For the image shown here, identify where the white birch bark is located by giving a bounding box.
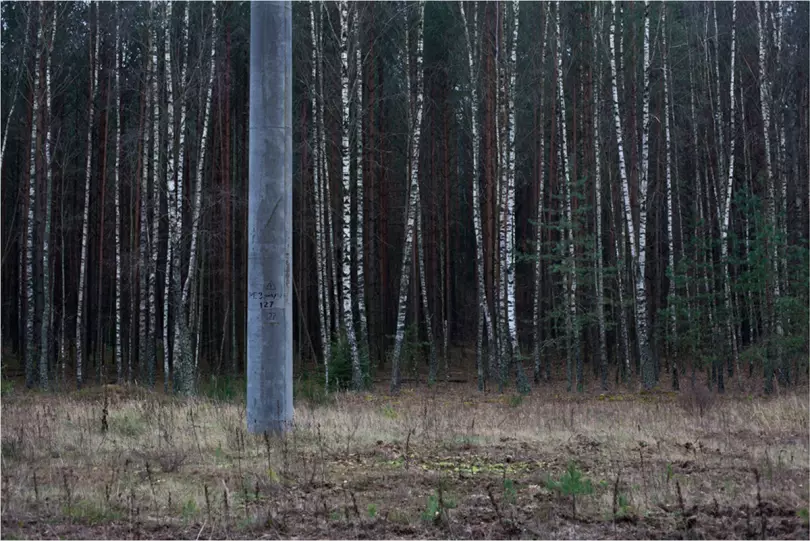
[460,1,495,391]
[172,0,190,391]
[76,2,100,388]
[533,4,549,384]
[609,0,652,388]
[113,2,123,383]
[162,1,175,391]
[390,0,426,391]
[24,4,41,389]
[719,1,739,375]
[354,5,369,370]
[179,0,216,393]
[556,1,579,392]
[338,0,362,389]
[139,27,152,386]
[662,5,676,349]
[317,1,334,367]
[592,4,607,390]
[39,5,57,390]
[503,0,526,392]
[311,1,330,386]
[756,0,783,385]
[148,6,160,387]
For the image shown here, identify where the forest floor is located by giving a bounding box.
[1,379,808,539]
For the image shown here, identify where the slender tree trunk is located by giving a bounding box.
[533,4,549,385]
[756,0,782,393]
[354,5,369,374]
[310,1,330,387]
[592,4,607,390]
[557,1,580,393]
[24,4,41,389]
[162,1,176,391]
[460,1,495,392]
[113,2,124,383]
[172,0,190,392]
[0,4,31,169]
[139,26,151,386]
[76,2,100,388]
[39,6,56,389]
[179,0,216,394]
[338,1,361,389]
[719,1,739,378]
[391,0,426,392]
[609,0,653,389]
[662,5,677,384]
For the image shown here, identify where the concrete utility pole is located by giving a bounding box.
[247,0,293,434]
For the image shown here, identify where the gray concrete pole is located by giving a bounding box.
[247,0,293,434]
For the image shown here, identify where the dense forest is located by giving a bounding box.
[1,0,807,395]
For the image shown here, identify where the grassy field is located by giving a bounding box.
[1,380,808,539]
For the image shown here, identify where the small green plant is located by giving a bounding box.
[329,509,342,522]
[798,507,809,525]
[1,379,13,397]
[508,394,524,408]
[421,486,456,524]
[381,404,397,419]
[181,498,199,520]
[545,462,594,519]
[503,478,517,504]
[367,503,378,518]
[200,375,244,403]
[109,411,146,438]
[64,499,122,525]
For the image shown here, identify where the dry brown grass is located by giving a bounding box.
[1,383,808,539]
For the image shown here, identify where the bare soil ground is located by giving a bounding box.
[1,382,808,539]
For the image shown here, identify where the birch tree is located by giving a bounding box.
[460,1,495,391]
[147,5,161,387]
[592,4,607,390]
[162,0,175,391]
[662,4,676,361]
[556,1,580,392]
[0,4,30,168]
[719,0,739,377]
[178,0,216,394]
[354,4,369,373]
[39,4,57,390]
[338,0,362,389]
[75,1,100,388]
[609,0,653,389]
[533,4,549,384]
[114,1,123,383]
[310,1,330,386]
[390,0,426,392]
[24,3,41,389]
[171,0,190,391]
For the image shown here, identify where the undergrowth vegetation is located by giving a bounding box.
[1,383,808,539]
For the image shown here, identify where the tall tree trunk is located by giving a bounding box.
[39,4,57,390]
[1,4,31,169]
[310,1,330,387]
[354,4,369,374]
[179,0,216,394]
[147,6,161,387]
[756,0,782,394]
[592,4,607,391]
[719,1,739,378]
[533,4,549,385]
[391,0,426,392]
[162,0,176,391]
[114,2,123,383]
[338,0,362,389]
[609,0,653,389]
[24,3,41,389]
[76,2,100,388]
[662,5,677,382]
[139,23,151,386]
[172,0,190,392]
[556,1,580,393]
[460,1,495,392]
